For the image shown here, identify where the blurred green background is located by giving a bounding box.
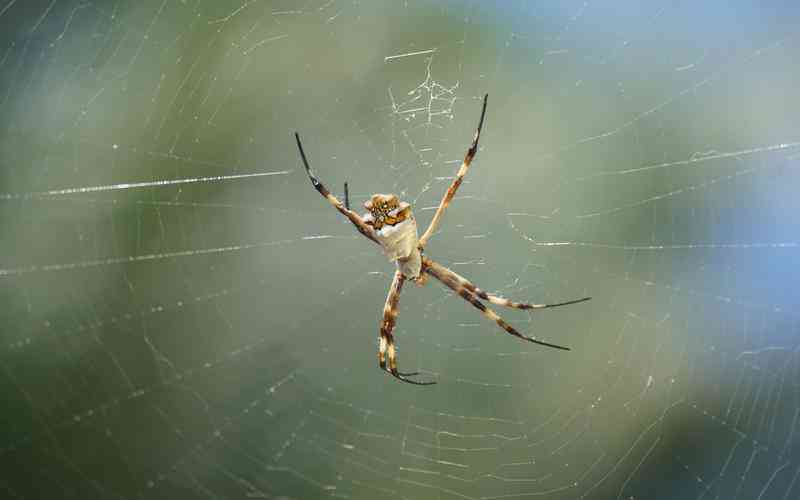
[1,1,799,499]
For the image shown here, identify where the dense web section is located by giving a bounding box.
[1,1,800,499]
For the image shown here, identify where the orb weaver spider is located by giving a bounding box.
[294,94,590,385]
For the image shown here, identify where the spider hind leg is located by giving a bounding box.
[423,257,578,351]
[423,256,590,310]
[468,280,590,311]
[410,272,429,287]
[379,270,437,386]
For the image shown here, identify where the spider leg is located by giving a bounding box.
[295,132,379,245]
[418,94,488,249]
[379,270,437,385]
[423,257,572,351]
[424,258,590,310]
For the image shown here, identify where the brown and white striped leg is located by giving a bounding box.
[423,258,590,311]
[379,270,437,385]
[295,133,380,246]
[418,94,488,249]
[423,257,572,351]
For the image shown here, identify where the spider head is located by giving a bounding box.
[364,194,410,230]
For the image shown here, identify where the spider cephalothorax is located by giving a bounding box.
[295,94,591,385]
[364,194,410,231]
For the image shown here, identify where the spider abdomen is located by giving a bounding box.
[374,215,422,279]
[397,248,422,280]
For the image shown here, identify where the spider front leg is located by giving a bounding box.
[418,94,488,249]
[295,132,380,245]
[379,270,436,385]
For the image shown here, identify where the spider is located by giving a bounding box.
[294,94,590,385]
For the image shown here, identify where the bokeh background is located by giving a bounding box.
[2,1,799,499]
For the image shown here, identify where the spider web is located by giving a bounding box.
[1,1,799,499]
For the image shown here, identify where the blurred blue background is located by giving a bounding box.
[1,1,799,499]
